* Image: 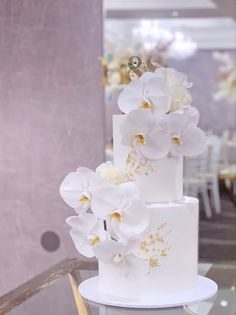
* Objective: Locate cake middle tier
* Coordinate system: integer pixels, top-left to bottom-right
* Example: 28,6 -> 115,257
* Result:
113,114 -> 183,202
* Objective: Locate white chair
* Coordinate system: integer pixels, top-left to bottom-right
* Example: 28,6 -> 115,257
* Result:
220,130 -> 230,166
204,136 -> 222,214
184,154 -> 212,219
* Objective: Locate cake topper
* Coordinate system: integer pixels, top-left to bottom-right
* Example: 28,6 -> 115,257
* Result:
128,56 -> 159,80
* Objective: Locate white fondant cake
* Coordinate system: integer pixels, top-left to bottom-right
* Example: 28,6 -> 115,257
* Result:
60,58 -> 207,304
113,115 -> 183,202
99,197 -> 198,300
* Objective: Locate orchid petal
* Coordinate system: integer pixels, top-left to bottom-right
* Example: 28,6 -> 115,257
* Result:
66,213 -> 97,234
120,109 -> 156,146
76,167 -> 108,192
118,72 -> 171,114
118,80 -> 144,113
139,72 -> 157,82
59,172 -> 85,208
94,240 -> 125,262
139,128 -> 170,160
167,106 -> 200,135
183,106 -> 200,126
68,213 -> 106,258
143,76 -> 171,114
167,110 -> 187,135
91,182 -> 138,219
91,186 -> 124,219
96,162 -> 127,185
155,67 -> 192,88
171,125 -> 207,157
119,199 -> 149,235
69,229 -> 95,257
170,86 -> 192,112
59,168 -> 107,212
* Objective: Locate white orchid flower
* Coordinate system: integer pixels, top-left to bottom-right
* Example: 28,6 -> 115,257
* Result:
155,67 -> 192,112
94,239 -> 149,275
91,182 -> 138,219
169,85 -> 192,112
66,213 -> 107,257
167,106 -> 207,157
110,199 -> 150,238
120,109 -> 170,160
96,162 -> 127,185
118,72 -> 171,115
59,167 -> 108,214
155,67 -> 192,88
91,181 -> 149,237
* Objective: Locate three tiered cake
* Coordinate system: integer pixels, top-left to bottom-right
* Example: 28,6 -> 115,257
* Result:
60,57 -> 207,302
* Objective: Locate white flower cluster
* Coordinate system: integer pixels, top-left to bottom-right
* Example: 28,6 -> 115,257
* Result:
118,67 -> 207,160
60,165 -> 150,273
213,52 -> 236,104
60,65 -> 206,274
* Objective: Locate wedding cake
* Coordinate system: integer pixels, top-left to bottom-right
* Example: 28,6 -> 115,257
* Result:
59,57 -> 207,301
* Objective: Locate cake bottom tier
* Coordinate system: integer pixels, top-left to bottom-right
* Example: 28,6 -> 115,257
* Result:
98,197 -> 199,300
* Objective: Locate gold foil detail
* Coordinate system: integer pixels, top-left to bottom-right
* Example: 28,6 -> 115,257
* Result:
125,146 -> 156,180
161,249 -> 168,256
139,223 -> 171,271
140,241 -> 149,254
148,258 -> 158,267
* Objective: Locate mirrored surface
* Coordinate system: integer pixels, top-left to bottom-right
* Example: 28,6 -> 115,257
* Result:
5,263 -> 235,315
85,264 -> 236,315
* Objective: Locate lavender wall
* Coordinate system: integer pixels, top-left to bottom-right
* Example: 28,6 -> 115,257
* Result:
0,0 -> 104,294
170,50 -> 236,134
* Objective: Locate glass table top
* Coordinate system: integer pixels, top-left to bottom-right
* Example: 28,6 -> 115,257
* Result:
0,259 -> 235,315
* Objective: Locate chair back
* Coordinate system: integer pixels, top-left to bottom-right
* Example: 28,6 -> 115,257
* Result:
207,135 -> 221,175
183,153 -> 208,195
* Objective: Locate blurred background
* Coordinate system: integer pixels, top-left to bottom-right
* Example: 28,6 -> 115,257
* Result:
0,0 -> 235,297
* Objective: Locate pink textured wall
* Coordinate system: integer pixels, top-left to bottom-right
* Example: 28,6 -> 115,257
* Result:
170,50 -> 236,134
0,0 -> 104,294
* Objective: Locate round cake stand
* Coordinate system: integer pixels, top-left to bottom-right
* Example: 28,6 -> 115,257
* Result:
78,276 -> 218,309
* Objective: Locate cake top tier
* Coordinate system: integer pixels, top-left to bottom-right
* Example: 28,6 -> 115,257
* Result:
117,56 -> 206,161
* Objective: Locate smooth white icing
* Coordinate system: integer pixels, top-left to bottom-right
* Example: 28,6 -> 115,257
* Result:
113,114 -> 183,202
98,197 -> 199,300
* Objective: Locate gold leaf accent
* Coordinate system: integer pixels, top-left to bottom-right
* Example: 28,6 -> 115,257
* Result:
126,154 -> 132,164
140,241 -> 149,254
125,147 -> 156,179
139,224 -> 171,269
161,250 -> 168,256
148,258 -> 158,267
